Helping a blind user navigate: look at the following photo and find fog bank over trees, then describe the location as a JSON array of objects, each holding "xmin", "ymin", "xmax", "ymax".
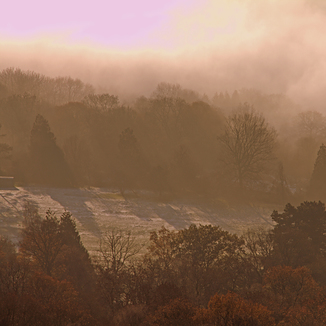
[
  {"xmin": 0, "ymin": 66, "xmax": 325, "ymax": 205},
  {"xmin": 1, "ymin": 0, "xmax": 326, "ymax": 110}
]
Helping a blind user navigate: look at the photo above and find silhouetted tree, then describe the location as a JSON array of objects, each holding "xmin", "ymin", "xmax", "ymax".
[
  {"xmin": 272, "ymin": 201, "xmax": 326, "ymax": 268},
  {"xmin": 115, "ymin": 127, "xmax": 147, "ymax": 193},
  {"xmin": 241, "ymin": 227, "xmax": 274, "ymax": 284},
  {"xmin": 57, "ymin": 211, "xmax": 100, "ymax": 319},
  {"xmin": 0, "ymin": 82, "xmax": 7, "ymax": 98},
  {"xmin": 63, "ymin": 135, "xmax": 92, "ymax": 186},
  {"xmin": 82, "ymin": 93, "xmax": 119, "ymax": 111},
  {"xmin": 0, "ymin": 236, "xmax": 38, "ymax": 326},
  {"xmin": 30, "ymin": 114, "xmax": 73, "ymax": 186},
  {"xmin": 218, "ymin": 105, "xmax": 277, "ymax": 189},
  {"xmin": 147, "ymin": 226, "xmax": 178, "ymax": 285},
  {"xmin": 97, "ymin": 229, "xmax": 141, "ymax": 318},
  {"xmin": 175, "ymin": 224, "xmax": 243, "ymax": 304},
  {"xmin": 20, "ymin": 207, "xmax": 63, "ymax": 276},
  {"xmin": 170, "ymin": 144, "xmax": 199, "ymax": 193},
  {"xmin": 0, "ymin": 67, "xmax": 45, "ymax": 96},
  {"xmin": 147, "ymin": 224, "xmax": 243, "ymax": 306},
  {"xmin": 149, "ymin": 165, "xmax": 169, "ymax": 195},
  {"xmin": 276, "ymin": 162, "xmax": 290, "ymax": 202},
  {"xmin": 296, "ymin": 110, "xmax": 326, "ymax": 139},
  {"xmin": 309, "ymin": 144, "xmax": 326, "ymax": 200},
  {"xmin": 284, "ymin": 111, "xmax": 326, "ymax": 182},
  {"xmin": 0, "ymin": 124, "xmax": 12, "ymax": 174},
  {"xmin": 98, "ymin": 229, "xmax": 141, "ymax": 276}
]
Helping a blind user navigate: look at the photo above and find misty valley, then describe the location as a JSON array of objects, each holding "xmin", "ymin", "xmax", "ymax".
[{"xmin": 1, "ymin": 67, "xmax": 326, "ymax": 325}]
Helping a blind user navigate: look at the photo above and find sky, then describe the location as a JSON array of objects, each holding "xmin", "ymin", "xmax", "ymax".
[
  {"xmin": 1, "ymin": 0, "xmax": 197, "ymax": 50},
  {"xmin": 1, "ymin": 0, "xmax": 326, "ymax": 109}
]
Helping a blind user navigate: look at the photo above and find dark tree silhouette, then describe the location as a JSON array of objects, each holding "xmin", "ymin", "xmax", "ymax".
[
  {"xmin": 272, "ymin": 201, "xmax": 326, "ymax": 268},
  {"xmin": 296, "ymin": 111, "xmax": 326, "ymax": 139},
  {"xmin": 309, "ymin": 144, "xmax": 326, "ymax": 200},
  {"xmin": 82, "ymin": 93, "xmax": 119, "ymax": 111},
  {"xmin": 115, "ymin": 127, "xmax": 147, "ymax": 193},
  {"xmin": 218, "ymin": 106, "xmax": 277, "ymax": 189},
  {"xmin": 97, "ymin": 229, "xmax": 141, "ymax": 317},
  {"xmin": 30, "ymin": 114, "xmax": 73, "ymax": 186},
  {"xmin": 0, "ymin": 124, "xmax": 12, "ymax": 174},
  {"xmin": 170, "ymin": 144, "xmax": 199, "ymax": 193},
  {"xmin": 20, "ymin": 207, "xmax": 63, "ymax": 276}
]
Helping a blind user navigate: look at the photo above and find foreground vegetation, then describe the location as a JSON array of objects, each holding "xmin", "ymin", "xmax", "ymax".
[{"xmin": 2, "ymin": 200, "xmax": 326, "ymax": 325}]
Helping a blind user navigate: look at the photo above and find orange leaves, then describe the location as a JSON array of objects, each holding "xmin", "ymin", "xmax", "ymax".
[
  {"xmin": 285, "ymin": 304, "xmax": 326, "ymax": 326},
  {"xmin": 196, "ymin": 292, "xmax": 275, "ymax": 326},
  {"xmin": 263, "ymin": 266, "xmax": 319, "ymax": 315},
  {"xmin": 262, "ymin": 265, "xmax": 326, "ymax": 325},
  {"xmin": 144, "ymin": 298, "xmax": 197, "ymax": 326},
  {"xmin": 0, "ymin": 248, "xmax": 92, "ymax": 326},
  {"xmin": 26, "ymin": 271, "xmax": 91, "ymax": 325}
]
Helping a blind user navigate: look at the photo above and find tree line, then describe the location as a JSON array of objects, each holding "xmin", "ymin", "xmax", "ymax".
[
  {"xmin": 1, "ymin": 68, "xmax": 326, "ymax": 203},
  {"xmin": 1, "ymin": 200, "xmax": 326, "ymax": 325}
]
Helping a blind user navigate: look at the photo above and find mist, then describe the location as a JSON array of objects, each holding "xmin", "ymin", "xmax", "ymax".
[
  {"xmin": 0, "ymin": 0, "xmax": 325, "ymax": 110},
  {"xmin": 2, "ymin": 2, "xmax": 326, "ymax": 324}
]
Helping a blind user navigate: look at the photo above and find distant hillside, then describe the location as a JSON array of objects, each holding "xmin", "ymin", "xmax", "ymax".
[{"xmin": 0, "ymin": 187, "xmax": 276, "ymax": 255}]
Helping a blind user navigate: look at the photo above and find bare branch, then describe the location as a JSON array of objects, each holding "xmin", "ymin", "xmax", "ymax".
[
  {"xmin": 98, "ymin": 229, "xmax": 141, "ymax": 274},
  {"xmin": 218, "ymin": 106, "xmax": 277, "ymax": 187}
]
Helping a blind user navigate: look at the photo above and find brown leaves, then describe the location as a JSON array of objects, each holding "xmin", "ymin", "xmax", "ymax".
[
  {"xmin": 196, "ymin": 292, "xmax": 275, "ymax": 326},
  {"xmin": 263, "ymin": 266, "xmax": 321, "ymax": 323}
]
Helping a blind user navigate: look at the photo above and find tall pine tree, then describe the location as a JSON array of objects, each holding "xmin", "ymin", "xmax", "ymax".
[
  {"xmin": 114, "ymin": 127, "xmax": 148, "ymax": 193},
  {"xmin": 30, "ymin": 114, "xmax": 73, "ymax": 186},
  {"xmin": 309, "ymin": 143, "xmax": 326, "ymax": 199}
]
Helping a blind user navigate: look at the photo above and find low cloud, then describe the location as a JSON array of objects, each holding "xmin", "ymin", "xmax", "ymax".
[{"xmin": 0, "ymin": 0, "xmax": 325, "ymax": 110}]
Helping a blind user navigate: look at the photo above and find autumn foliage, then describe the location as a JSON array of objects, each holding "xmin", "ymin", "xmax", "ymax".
[
  {"xmin": 2, "ymin": 200, "xmax": 326, "ymax": 325},
  {"xmin": 196, "ymin": 292, "xmax": 274, "ymax": 326}
]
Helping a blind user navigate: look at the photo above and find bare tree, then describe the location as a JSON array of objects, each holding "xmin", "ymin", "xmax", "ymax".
[
  {"xmin": 295, "ymin": 110, "xmax": 326, "ymax": 139},
  {"xmin": 241, "ymin": 227, "xmax": 274, "ymax": 282},
  {"xmin": 97, "ymin": 229, "xmax": 141, "ymax": 315},
  {"xmin": 82, "ymin": 93, "xmax": 119, "ymax": 111},
  {"xmin": 98, "ymin": 229, "xmax": 141, "ymax": 275},
  {"xmin": 218, "ymin": 106, "xmax": 277, "ymax": 188}
]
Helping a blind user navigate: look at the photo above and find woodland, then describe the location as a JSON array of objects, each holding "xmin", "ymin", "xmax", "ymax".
[
  {"xmin": 0, "ymin": 67, "xmax": 326, "ymax": 203},
  {"xmin": 2, "ymin": 200, "xmax": 326, "ymax": 325},
  {"xmin": 1, "ymin": 67, "xmax": 326, "ymax": 325}
]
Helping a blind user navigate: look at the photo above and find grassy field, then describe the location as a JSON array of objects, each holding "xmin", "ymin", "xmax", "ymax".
[{"xmin": 0, "ymin": 186, "xmax": 278, "ymax": 256}]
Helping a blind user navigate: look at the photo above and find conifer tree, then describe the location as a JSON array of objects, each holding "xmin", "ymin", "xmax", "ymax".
[
  {"xmin": 115, "ymin": 127, "xmax": 147, "ymax": 193},
  {"xmin": 309, "ymin": 143, "xmax": 326, "ymax": 199},
  {"xmin": 0, "ymin": 125, "xmax": 12, "ymax": 175},
  {"xmin": 30, "ymin": 114, "xmax": 73, "ymax": 186}
]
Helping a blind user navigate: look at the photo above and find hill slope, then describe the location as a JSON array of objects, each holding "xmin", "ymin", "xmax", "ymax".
[{"xmin": 0, "ymin": 187, "xmax": 276, "ymax": 254}]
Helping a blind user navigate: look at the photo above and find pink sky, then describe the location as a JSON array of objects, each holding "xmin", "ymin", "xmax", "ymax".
[
  {"xmin": 1, "ymin": 0, "xmax": 326, "ymax": 110},
  {"xmin": 1, "ymin": 0, "xmax": 197, "ymax": 49}
]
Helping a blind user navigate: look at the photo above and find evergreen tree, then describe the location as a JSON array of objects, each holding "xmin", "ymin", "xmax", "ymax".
[
  {"xmin": 115, "ymin": 127, "xmax": 147, "ymax": 193},
  {"xmin": 272, "ymin": 201, "xmax": 326, "ymax": 276},
  {"xmin": 30, "ymin": 114, "xmax": 73, "ymax": 186},
  {"xmin": 309, "ymin": 144, "xmax": 326, "ymax": 199},
  {"xmin": 58, "ymin": 211, "xmax": 100, "ymax": 318},
  {"xmin": 0, "ymin": 124, "xmax": 12, "ymax": 175}
]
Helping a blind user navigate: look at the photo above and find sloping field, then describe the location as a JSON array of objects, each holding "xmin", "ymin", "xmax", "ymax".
[{"xmin": 0, "ymin": 187, "xmax": 277, "ymax": 255}]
